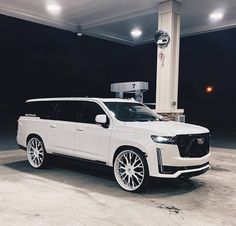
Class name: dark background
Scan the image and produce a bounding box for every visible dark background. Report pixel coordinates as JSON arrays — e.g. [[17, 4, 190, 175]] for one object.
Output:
[[0, 14, 236, 133]]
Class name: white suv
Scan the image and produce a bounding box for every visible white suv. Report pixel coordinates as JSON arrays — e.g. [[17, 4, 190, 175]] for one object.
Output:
[[17, 98, 210, 192]]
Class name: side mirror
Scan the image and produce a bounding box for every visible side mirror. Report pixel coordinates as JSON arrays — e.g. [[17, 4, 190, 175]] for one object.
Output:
[[95, 114, 108, 127]]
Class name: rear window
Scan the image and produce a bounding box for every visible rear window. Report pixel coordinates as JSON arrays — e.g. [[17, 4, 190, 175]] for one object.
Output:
[[57, 101, 106, 124], [25, 101, 59, 120], [57, 101, 82, 122]]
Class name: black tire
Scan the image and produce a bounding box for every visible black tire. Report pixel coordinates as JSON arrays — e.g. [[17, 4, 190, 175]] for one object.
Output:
[[26, 137, 49, 169], [113, 149, 149, 192]]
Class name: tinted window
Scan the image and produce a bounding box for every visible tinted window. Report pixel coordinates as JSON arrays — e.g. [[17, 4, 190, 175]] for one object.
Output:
[[57, 101, 82, 122], [52, 101, 106, 124], [80, 101, 105, 124], [25, 101, 59, 120], [104, 102, 161, 122]]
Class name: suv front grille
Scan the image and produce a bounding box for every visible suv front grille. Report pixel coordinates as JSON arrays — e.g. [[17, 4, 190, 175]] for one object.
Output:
[[176, 133, 210, 158]]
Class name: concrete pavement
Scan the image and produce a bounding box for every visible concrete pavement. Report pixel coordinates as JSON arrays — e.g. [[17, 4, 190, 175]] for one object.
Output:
[[0, 147, 235, 226]]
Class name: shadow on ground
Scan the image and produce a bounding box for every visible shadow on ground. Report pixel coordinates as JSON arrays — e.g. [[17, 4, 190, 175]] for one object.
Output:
[[4, 154, 206, 199]]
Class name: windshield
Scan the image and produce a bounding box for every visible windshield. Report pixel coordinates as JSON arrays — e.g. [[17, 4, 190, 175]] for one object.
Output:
[[104, 102, 162, 122]]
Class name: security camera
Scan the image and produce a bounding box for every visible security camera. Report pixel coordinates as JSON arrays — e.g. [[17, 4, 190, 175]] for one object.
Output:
[[155, 30, 170, 49], [77, 25, 83, 37]]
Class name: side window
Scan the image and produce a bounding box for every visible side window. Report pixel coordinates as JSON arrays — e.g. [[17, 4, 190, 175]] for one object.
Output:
[[25, 101, 58, 120], [57, 101, 82, 122], [40, 102, 59, 120], [80, 101, 106, 124]]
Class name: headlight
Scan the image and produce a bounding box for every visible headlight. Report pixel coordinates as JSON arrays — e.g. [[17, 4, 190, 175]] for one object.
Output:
[[151, 135, 176, 144]]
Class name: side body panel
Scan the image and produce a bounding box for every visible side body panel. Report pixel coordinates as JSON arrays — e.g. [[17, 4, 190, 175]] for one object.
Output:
[[74, 122, 112, 162]]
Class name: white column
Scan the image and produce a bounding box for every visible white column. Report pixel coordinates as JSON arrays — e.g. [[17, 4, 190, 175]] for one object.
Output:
[[156, 0, 183, 114]]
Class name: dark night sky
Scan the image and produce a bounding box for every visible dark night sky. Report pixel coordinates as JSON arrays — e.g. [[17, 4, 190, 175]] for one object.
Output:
[[179, 29, 236, 126], [0, 14, 236, 128]]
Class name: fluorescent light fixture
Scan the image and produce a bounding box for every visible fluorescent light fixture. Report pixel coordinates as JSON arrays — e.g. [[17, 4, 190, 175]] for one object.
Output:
[[209, 12, 224, 21], [46, 3, 62, 15], [131, 28, 142, 38]]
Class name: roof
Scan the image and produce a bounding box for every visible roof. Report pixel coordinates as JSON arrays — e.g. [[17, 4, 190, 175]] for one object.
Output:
[[1, 0, 236, 46], [26, 97, 137, 103]]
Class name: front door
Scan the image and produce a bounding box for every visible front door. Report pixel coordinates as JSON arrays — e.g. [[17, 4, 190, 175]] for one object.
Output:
[[74, 101, 112, 163]]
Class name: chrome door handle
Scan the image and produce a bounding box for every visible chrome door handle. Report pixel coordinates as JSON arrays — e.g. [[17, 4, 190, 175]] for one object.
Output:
[[50, 124, 56, 128], [76, 128, 84, 132]]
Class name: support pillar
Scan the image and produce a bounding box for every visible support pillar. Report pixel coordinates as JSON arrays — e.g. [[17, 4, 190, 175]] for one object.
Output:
[[156, 0, 184, 120]]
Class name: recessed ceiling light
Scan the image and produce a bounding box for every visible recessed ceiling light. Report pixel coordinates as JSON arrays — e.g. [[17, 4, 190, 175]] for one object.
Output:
[[209, 12, 224, 21], [131, 28, 142, 38], [46, 3, 62, 15]]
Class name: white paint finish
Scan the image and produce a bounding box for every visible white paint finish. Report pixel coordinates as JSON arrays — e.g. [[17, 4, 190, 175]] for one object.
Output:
[[156, 0, 182, 113], [47, 120, 75, 156], [74, 122, 112, 162], [26, 97, 137, 103], [124, 121, 209, 136], [17, 97, 210, 179], [1, 0, 236, 45]]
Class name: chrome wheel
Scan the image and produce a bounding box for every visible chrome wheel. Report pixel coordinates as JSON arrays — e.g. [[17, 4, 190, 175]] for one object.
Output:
[[114, 150, 145, 192], [27, 138, 45, 168]]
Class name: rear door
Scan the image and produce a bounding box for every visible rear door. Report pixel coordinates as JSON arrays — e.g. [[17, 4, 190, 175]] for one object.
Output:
[[25, 101, 60, 152], [48, 101, 78, 156]]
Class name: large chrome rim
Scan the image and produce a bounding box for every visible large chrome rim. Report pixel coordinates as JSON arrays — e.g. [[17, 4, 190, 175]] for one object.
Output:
[[27, 138, 44, 168], [114, 150, 145, 191]]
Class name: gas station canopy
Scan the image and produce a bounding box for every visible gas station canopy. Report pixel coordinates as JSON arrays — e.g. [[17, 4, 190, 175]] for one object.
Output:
[[0, 0, 236, 46]]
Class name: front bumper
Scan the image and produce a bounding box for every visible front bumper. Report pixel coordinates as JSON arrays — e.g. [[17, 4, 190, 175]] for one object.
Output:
[[177, 166, 210, 179], [145, 142, 211, 178]]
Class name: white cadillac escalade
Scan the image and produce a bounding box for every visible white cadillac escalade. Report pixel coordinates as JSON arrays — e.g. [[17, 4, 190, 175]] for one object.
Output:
[[17, 98, 210, 192]]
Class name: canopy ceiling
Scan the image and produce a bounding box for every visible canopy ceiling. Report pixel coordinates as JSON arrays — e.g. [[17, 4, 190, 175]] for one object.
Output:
[[1, 0, 236, 45]]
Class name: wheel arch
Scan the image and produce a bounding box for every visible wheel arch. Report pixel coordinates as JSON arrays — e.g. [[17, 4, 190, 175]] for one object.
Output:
[[26, 134, 43, 145], [112, 145, 147, 166]]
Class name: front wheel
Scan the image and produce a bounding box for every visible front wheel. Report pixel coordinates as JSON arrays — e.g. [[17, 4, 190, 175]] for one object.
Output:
[[113, 149, 149, 192], [27, 137, 48, 169]]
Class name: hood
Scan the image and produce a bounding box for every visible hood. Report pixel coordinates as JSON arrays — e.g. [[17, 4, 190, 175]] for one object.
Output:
[[124, 121, 209, 136]]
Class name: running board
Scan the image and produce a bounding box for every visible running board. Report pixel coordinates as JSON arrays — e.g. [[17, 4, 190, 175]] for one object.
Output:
[[51, 152, 107, 165]]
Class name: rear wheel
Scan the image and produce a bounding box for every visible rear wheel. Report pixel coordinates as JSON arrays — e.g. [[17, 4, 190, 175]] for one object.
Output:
[[114, 149, 149, 192], [27, 137, 48, 169]]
